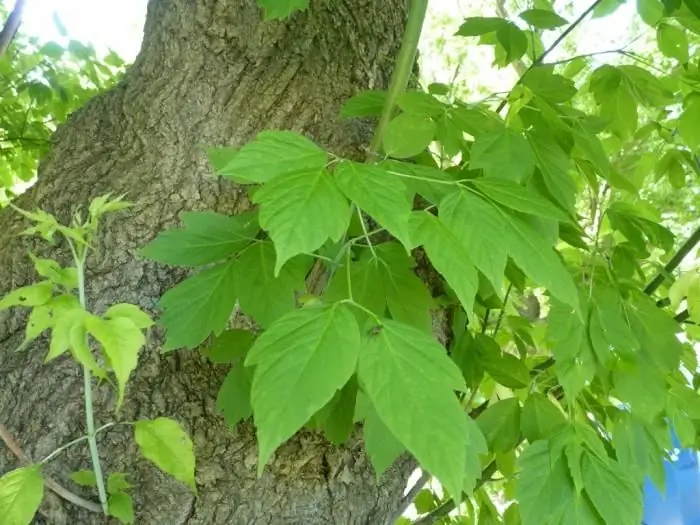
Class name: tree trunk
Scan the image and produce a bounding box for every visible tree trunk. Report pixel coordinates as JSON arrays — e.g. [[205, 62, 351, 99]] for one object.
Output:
[[0, 1, 416, 523]]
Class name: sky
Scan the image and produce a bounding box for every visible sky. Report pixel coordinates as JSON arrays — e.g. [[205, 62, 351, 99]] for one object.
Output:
[[12, 0, 640, 93]]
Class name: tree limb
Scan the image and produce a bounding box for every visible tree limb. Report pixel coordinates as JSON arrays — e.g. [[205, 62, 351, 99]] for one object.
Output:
[[0, 0, 27, 56]]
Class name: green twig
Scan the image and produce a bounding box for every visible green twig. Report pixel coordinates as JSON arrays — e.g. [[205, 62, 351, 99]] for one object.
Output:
[[367, 0, 429, 157], [73, 247, 109, 515]]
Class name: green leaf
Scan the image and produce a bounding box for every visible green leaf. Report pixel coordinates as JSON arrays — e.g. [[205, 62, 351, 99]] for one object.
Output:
[[475, 334, 530, 389], [516, 440, 575, 525], [245, 304, 361, 473], [17, 295, 76, 352], [411, 212, 479, 313], [527, 128, 577, 213], [234, 242, 310, 327], [657, 22, 689, 62], [463, 416, 489, 495], [203, 329, 255, 364], [522, 68, 577, 103], [373, 243, 434, 333], [521, 394, 567, 442], [471, 178, 574, 224], [612, 413, 666, 486], [0, 465, 44, 525], [588, 288, 639, 363], [211, 131, 327, 184], [501, 211, 578, 308], [496, 23, 528, 66], [257, 0, 309, 20], [108, 491, 134, 524], [456, 17, 509, 36], [0, 281, 54, 310], [440, 189, 508, 296], [157, 259, 238, 351], [335, 162, 413, 251], [322, 377, 358, 445], [637, 0, 664, 24], [356, 392, 406, 480], [254, 168, 349, 275], [45, 305, 88, 362], [469, 128, 535, 183], [139, 211, 259, 267], [358, 319, 467, 501], [612, 364, 666, 421], [476, 398, 521, 453], [382, 113, 436, 158], [68, 321, 106, 377], [324, 256, 386, 322], [29, 254, 77, 289], [571, 123, 612, 179], [679, 95, 700, 149], [70, 470, 97, 487], [582, 452, 643, 525], [85, 315, 145, 408], [104, 303, 154, 330], [340, 90, 387, 119], [519, 9, 569, 28], [106, 473, 132, 494], [414, 489, 438, 513], [593, 0, 626, 17], [134, 417, 196, 492], [216, 363, 253, 426], [548, 299, 595, 400], [397, 91, 446, 117]]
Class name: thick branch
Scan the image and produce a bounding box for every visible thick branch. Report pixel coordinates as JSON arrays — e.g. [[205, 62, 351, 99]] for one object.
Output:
[[0, 0, 26, 56]]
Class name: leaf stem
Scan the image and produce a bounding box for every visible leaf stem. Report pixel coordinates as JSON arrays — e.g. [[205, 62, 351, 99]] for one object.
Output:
[[39, 422, 118, 465], [74, 250, 109, 515], [341, 299, 382, 323], [345, 248, 354, 301], [356, 207, 377, 257]]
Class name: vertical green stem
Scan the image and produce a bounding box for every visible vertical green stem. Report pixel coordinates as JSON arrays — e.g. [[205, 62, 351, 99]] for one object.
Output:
[[75, 257, 109, 515], [366, 0, 429, 157]]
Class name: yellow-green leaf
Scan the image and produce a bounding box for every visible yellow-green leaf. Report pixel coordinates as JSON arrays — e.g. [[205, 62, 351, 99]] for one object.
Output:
[[134, 417, 196, 492]]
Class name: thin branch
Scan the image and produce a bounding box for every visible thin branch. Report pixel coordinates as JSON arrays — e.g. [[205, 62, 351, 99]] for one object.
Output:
[[0, 0, 26, 56], [495, 0, 606, 113], [0, 422, 102, 514], [412, 461, 498, 525], [644, 226, 700, 296], [492, 284, 513, 337], [385, 471, 432, 525], [543, 49, 622, 66]]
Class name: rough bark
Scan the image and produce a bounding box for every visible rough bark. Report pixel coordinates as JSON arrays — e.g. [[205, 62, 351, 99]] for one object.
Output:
[[0, 1, 416, 523]]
